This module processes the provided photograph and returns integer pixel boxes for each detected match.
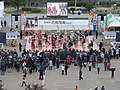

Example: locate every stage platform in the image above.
[25,35,99,51]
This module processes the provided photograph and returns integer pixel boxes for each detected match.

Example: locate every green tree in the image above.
[8,0,26,11]
[85,2,93,11]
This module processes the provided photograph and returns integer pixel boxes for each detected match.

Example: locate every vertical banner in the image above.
[93,20,96,33]
[23,11,26,35]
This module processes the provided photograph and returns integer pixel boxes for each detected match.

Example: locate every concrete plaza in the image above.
[0,13,120,90]
[0,59,120,90]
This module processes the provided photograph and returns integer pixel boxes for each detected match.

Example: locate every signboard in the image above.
[6,32,19,39]
[47,2,68,16]
[39,20,88,25]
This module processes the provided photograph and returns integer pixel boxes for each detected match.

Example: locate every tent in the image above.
[104,13,120,28]
[104,13,115,24]
[108,18,120,27]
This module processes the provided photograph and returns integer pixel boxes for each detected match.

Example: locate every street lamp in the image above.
[75,0,76,9]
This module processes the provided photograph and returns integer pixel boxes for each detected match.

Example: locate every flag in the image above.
[23,11,27,36]
[24,11,26,17]
[93,20,96,33]
[90,11,94,17]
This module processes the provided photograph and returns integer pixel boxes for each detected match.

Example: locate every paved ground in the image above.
[0,14,120,90]
[1,60,120,90]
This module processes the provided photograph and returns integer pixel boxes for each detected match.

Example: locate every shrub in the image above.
[31,8,41,13]
[76,2,83,7]
[22,8,31,11]
[85,2,93,11]
[68,1,75,7]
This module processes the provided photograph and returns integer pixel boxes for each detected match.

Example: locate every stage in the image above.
[25,35,99,51]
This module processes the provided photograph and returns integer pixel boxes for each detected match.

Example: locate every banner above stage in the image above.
[38,20,88,25]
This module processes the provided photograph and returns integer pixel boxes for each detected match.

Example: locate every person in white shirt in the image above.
[61,65,65,75]
[116,48,119,59]
[88,62,92,71]
[49,60,52,70]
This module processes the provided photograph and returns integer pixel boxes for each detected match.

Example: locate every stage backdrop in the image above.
[47,2,68,16]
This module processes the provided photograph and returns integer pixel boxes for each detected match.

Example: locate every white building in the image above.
[0,1,4,30]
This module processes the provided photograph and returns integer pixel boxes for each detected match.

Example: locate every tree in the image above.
[8,0,26,11]
[85,2,93,11]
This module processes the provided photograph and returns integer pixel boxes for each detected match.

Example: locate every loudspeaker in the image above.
[101,16,104,21]
[98,14,107,21]
[15,16,18,21]
[116,32,120,42]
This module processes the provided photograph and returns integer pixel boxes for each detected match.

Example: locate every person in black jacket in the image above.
[65,64,69,75]
[79,68,83,80]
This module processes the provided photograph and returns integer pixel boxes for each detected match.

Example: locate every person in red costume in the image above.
[66,55,71,65]
[44,33,50,45]
[31,38,35,49]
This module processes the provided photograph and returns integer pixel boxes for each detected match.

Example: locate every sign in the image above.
[6,32,19,39]
[39,20,88,25]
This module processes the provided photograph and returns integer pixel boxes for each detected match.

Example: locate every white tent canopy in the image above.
[104,13,120,28]
[109,18,120,27]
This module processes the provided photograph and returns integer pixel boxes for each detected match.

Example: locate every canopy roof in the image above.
[104,13,120,27]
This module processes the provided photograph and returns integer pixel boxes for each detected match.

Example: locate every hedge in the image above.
[68,1,75,7]
[31,8,41,13]
[22,8,31,11]
[22,8,41,13]
[68,1,93,7]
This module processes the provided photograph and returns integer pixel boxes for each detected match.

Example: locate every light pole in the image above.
[75,0,76,8]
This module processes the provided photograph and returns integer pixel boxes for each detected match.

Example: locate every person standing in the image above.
[61,65,65,75]
[65,64,69,75]
[1,20,3,28]
[110,68,116,78]
[101,86,105,90]
[56,59,60,69]
[88,62,92,71]
[104,60,107,71]
[116,48,119,59]
[21,75,27,87]
[49,60,52,70]
[39,63,45,80]
[19,42,22,52]
[74,86,78,90]
[94,87,98,90]
[99,41,103,51]
[20,30,23,39]
[96,30,98,39]
[97,62,101,74]
[107,61,111,70]
[4,20,6,27]
[79,68,83,80]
